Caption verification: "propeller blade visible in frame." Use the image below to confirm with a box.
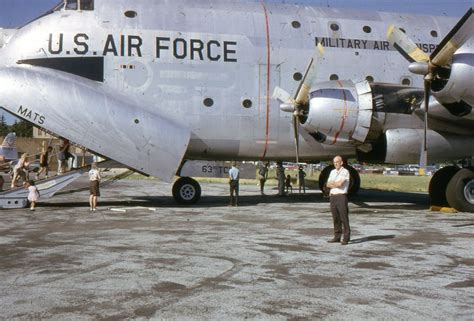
[420,78,431,168]
[387,25,430,63]
[430,7,473,66]
[272,86,294,104]
[293,115,300,164]
[294,43,325,105]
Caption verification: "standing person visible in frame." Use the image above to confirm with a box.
[11,153,29,188]
[326,156,351,245]
[298,165,306,194]
[258,162,269,195]
[228,162,240,206]
[276,161,285,196]
[26,180,39,211]
[36,146,52,180]
[88,162,101,211]
[58,139,70,174]
[285,174,293,194]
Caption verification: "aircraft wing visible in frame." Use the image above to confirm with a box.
[0,65,190,182]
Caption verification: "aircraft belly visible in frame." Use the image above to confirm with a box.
[0,66,190,182]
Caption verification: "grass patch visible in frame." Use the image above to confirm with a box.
[124,170,431,193]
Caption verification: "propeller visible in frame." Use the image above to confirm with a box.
[272,43,325,163]
[387,7,473,166]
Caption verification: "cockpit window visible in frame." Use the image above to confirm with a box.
[65,0,78,10]
[65,0,94,11]
[81,0,94,10]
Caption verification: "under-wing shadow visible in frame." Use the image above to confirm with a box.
[44,188,430,210]
[349,235,396,244]
[452,222,474,227]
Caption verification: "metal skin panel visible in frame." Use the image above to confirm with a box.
[0,66,190,182]
[385,128,474,164]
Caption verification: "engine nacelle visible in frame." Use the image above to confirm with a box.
[302,80,374,147]
[431,48,474,119]
[357,128,474,164]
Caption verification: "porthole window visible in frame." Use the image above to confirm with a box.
[330,23,340,31]
[242,99,252,108]
[291,21,301,29]
[329,74,339,81]
[366,76,374,82]
[203,98,214,107]
[124,10,137,18]
[401,78,411,86]
[363,25,372,33]
[431,30,438,37]
[293,72,303,81]
[134,119,140,124]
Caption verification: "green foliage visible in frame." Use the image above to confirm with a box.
[0,115,9,137]
[9,120,33,137]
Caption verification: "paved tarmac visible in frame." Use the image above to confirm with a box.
[0,174,473,320]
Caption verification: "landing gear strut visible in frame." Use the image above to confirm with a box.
[172,177,201,205]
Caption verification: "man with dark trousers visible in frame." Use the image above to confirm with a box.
[228,162,240,206]
[326,155,351,245]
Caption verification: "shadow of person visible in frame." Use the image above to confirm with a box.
[349,235,395,244]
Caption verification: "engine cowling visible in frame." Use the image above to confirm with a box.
[301,80,374,147]
[431,47,474,119]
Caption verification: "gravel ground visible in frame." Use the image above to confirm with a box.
[0,175,473,320]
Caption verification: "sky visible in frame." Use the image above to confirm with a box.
[0,0,472,28]
[0,0,472,123]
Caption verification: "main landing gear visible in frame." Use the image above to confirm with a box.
[172,177,201,205]
[429,166,474,212]
[318,164,361,196]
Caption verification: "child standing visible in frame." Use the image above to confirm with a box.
[26,180,39,211]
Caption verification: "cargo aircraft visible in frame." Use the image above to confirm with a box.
[0,0,472,212]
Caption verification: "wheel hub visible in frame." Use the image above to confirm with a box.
[180,184,196,201]
[464,179,474,205]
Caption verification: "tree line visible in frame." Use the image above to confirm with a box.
[0,115,33,137]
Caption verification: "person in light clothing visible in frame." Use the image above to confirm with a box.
[11,153,29,188]
[26,180,39,211]
[228,162,240,206]
[88,162,101,211]
[326,156,351,245]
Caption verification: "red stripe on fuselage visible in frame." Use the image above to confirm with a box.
[331,81,348,144]
[261,3,271,159]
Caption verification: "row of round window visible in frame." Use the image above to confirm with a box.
[291,20,438,38]
[203,98,252,108]
[202,76,412,108]
[293,72,411,85]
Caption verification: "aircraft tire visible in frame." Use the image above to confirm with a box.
[428,166,459,207]
[318,164,360,196]
[172,177,201,205]
[446,168,474,213]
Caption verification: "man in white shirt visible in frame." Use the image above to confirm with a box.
[326,155,351,245]
[228,162,240,206]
